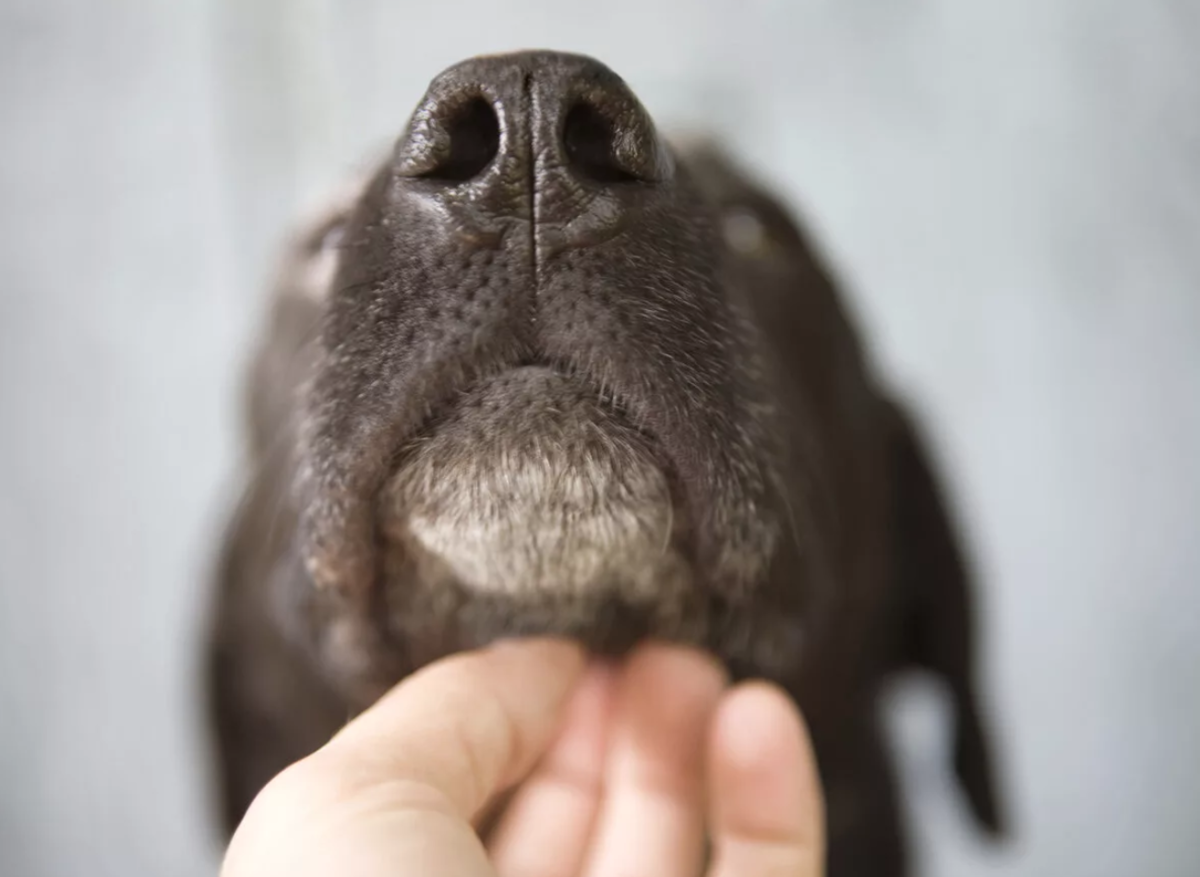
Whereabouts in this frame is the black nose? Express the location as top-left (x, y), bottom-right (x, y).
top-left (394, 52), bottom-right (671, 205)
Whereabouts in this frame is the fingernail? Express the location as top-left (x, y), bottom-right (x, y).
top-left (487, 635), bottom-right (584, 656)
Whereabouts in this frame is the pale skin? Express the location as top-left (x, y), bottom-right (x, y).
top-left (221, 640), bottom-right (825, 877)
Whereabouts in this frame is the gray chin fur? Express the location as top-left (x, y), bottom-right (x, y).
top-left (377, 365), bottom-right (693, 605)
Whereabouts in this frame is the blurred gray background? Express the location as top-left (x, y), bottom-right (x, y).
top-left (2, 1), bottom-right (1198, 875)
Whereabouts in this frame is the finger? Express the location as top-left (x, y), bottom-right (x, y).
top-left (321, 637), bottom-right (586, 814)
top-left (221, 638), bottom-right (586, 877)
top-left (583, 643), bottom-right (728, 877)
top-left (706, 682), bottom-right (825, 877)
top-left (489, 662), bottom-right (617, 877)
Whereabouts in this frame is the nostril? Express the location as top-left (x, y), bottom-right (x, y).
top-left (563, 101), bottom-right (641, 184)
top-left (419, 97), bottom-right (500, 182)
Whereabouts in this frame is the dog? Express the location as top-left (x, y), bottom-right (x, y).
top-left (204, 51), bottom-right (1006, 876)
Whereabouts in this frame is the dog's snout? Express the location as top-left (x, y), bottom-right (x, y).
top-left (303, 51), bottom-right (772, 687)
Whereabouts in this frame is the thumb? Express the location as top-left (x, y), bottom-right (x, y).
top-left (221, 638), bottom-right (586, 877)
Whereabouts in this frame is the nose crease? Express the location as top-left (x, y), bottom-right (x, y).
top-left (523, 69), bottom-right (541, 295)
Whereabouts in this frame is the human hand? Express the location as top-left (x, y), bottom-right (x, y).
top-left (220, 639), bottom-right (825, 877)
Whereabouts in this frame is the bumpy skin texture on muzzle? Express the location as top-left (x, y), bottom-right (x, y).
top-left (204, 51), bottom-right (1007, 877)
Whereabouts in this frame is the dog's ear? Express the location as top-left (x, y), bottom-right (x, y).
top-left (203, 463), bottom-right (351, 839)
top-left (887, 399), bottom-right (1008, 837)
top-left (203, 470), bottom-right (292, 837)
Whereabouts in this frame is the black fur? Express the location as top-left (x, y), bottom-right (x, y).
top-left (204, 51), bottom-right (1007, 876)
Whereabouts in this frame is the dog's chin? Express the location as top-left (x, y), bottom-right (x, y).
top-left (376, 365), bottom-right (694, 616)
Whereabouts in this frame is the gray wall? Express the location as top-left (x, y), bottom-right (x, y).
top-left (2, 1), bottom-right (1198, 874)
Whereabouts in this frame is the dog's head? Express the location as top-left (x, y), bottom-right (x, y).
top-left (256, 52), bottom-right (871, 697)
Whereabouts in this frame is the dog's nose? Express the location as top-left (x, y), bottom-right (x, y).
top-left (394, 51), bottom-right (671, 224)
